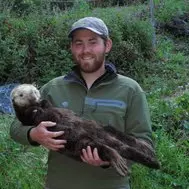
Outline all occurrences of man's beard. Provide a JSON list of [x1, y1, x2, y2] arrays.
[[74, 53, 105, 73]]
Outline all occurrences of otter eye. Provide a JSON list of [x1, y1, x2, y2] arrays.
[[33, 109, 38, 113], [19, 93, 23, 97]]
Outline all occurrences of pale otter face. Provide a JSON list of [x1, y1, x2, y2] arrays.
[[10, 84, 41, 107]]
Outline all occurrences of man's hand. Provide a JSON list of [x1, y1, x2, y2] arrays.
[[29, 121, 67, 151], [81, 146, 110, 167]]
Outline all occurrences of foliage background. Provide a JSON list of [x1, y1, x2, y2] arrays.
[[0, 0, 189, 188], [0, 0, 156, 85]]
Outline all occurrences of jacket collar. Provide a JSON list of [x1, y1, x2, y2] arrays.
[[64, 62, 117, 88]]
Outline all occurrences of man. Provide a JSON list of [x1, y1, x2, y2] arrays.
[[10, 17, 154, 189]]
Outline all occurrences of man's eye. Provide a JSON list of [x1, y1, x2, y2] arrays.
[[75, 42, 82, 46], [90, 40, 97, 44]]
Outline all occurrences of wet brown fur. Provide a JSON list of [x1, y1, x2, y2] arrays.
[[11, 84, 160, 176]]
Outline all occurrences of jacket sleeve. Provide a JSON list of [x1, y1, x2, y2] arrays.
[[10, 117, 39, 146], [125, 89, 153, 146]]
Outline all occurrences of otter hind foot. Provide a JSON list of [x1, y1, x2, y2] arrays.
[[103, 144, 129, 176], [111, 156, 129, 176]]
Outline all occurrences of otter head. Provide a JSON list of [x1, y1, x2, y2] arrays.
[[10, 84, 41, 108]]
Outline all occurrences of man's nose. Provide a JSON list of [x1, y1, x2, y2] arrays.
[[82, 43, 91, 53]]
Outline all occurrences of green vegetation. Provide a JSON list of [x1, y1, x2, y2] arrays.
[[0, 115, 47, 189], [154, 0, 189, 22], [0, 0, 189, 188]]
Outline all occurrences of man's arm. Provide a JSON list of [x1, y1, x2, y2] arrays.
[[29, 121, 66, 151], [10, 118, 67, 150], [10, 118, 38, 146], [125, 90, 153, 147]]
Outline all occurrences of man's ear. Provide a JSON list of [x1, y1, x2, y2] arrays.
[[105, 38, 112, 53]]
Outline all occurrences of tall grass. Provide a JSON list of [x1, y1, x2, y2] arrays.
[[132, 128, 189, 188], [0, 115, 47, 189]]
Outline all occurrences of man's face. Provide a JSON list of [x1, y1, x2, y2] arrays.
[[71, 29, 112, 73]]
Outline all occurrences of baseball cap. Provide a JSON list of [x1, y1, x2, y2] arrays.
[[68, 17, 109, 38]]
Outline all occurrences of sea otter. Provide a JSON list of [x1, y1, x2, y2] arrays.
[[10, 84, 160, 176]]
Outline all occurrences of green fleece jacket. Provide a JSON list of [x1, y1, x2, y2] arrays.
[[10, 63, 153, 189]]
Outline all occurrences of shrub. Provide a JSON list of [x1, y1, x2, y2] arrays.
[[154, 0, 189, 22], [0, 3, 154, 86], [149, 91, 189, 143], [109, 18, 154, 79]]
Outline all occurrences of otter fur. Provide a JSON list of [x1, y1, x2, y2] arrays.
[[11, 84, 160, 176]]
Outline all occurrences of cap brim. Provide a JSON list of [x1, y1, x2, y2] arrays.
[[68, 27, 103, 38]]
